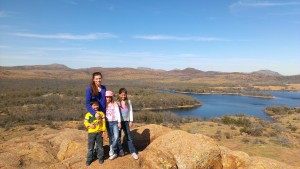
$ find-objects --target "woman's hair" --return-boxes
[90,72,102,96]
[118,88,129,107]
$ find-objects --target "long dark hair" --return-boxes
[118,88,129,107]
[90,72,102,96]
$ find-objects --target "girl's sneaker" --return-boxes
[132,153,138,160]
[109,145,114,156]
[109,154,117,160]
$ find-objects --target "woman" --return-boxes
[85,72,106,116]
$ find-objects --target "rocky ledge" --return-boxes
[0,124,298,169]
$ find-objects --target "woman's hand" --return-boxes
[95,113,100,119]
[118,122,122,130]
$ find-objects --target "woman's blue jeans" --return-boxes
[118,121,137,154]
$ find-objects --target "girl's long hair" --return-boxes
[118,88,129,107]
[90,72,102,96]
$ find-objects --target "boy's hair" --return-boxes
[90,99,99,106]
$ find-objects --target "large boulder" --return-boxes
[140,130,223,169]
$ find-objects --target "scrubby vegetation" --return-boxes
[0,79,200,128]
[212,115,267,137]
[134,111,200,126]
[265,106,300,115]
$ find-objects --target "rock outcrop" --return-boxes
[0,124,298,169]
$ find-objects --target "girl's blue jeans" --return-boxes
[118,121,137,154]
[107,121,119,154]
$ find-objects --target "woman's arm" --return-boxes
[85,87,96,116]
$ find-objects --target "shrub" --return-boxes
[25,126,35,131]
[272,135,292,147]
[241,138,250,143]
[224,132,232,139]
[253,138,267,144]
[213,130,222,141]
[133,111,200,125]
[240,125,263,136]
[288,125,297,132]
[187,128,198,134]
[273,124,286,133]
[220,116,251,128]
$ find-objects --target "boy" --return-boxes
[84,99,106,166]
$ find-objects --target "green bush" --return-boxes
[220,116,251,128]
[133,111,200,125]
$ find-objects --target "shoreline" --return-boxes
[136,103,202,111]
[172,90,275,99]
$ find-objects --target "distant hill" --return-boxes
[251,70,282,76]
[168,67,204,75]
[0,63,70,70]
[1,64,300,86]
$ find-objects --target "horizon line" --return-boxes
[1,63,299,76]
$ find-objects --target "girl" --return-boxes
[85,72,106,116]
[105,90,121,160]
[117,88,139,160]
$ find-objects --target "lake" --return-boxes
[170,91,300,120]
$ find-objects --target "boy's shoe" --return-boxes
[132,153,139,160]
[109,154,117,160]
[119,151,125,156]
[86,161,91,166]
[109,145,114,156]
[99,159,104,164]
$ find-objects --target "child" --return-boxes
[105,90,121,160]
[117,88,139,160]
[84,100,106,166]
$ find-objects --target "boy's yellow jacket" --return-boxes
[84,111,106,133]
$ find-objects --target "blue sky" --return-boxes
[0,0,299,75]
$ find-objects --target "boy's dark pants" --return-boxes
[87,132,104,163]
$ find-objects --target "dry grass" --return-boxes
[252,84,300,90]
[179,114,300,167]
[287,84,300,90]
[253,86,286,90]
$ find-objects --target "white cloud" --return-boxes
[0,45,10,48]
[12,32,118,40]
[134,35,228,42]
[0,11,11,18]
[230,1,300,10]
[31,47,84,51]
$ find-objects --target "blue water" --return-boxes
[170,91,300,120]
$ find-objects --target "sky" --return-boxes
[0,0,300,75]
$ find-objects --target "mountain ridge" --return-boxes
[251,69,282,76]
[1,64,300,87]
[0,63,294,76]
